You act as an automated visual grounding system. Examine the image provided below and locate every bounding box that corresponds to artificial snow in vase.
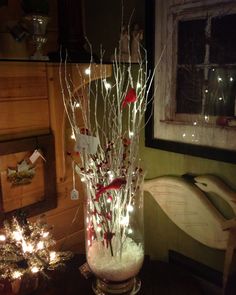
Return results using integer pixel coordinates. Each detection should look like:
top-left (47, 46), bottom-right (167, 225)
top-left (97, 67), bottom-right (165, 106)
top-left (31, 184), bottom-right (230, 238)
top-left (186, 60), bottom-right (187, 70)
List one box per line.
top-left (84, 174), bottom-right (144, 295)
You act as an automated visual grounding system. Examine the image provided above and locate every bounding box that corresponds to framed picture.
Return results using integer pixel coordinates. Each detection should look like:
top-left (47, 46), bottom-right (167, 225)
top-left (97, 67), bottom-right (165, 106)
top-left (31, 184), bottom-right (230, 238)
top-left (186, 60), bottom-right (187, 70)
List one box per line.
top-left (0, 134), bottom-right (57, 222)
top-left (145, 0), bottom-right (236, 163)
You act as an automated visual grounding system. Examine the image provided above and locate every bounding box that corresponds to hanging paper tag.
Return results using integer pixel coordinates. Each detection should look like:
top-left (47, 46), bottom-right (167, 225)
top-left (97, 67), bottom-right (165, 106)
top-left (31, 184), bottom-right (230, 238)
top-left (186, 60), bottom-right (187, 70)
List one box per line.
top-left (29, 149), bottom-right (46, 164)
top-left (71, 188), bottom-right (79, 200)
top-left (75, 134), bottom-right (99, 154)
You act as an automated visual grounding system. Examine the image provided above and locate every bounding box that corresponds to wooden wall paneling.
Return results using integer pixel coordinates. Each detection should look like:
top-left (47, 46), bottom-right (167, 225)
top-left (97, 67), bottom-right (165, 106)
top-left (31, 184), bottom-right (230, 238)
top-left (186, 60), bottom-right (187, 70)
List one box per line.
top-left (0, 62), bottom-right (50, 137)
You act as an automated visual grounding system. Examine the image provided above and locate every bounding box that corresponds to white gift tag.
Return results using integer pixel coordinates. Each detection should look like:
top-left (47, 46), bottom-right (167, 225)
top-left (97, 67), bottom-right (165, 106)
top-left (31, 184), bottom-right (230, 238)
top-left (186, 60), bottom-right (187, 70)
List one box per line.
top-left (75, 133), bottom-right (99, 154)
top-left (29, 149), bottom-right (46, 164)
top-left (71, 188), bottom-right (79, 200)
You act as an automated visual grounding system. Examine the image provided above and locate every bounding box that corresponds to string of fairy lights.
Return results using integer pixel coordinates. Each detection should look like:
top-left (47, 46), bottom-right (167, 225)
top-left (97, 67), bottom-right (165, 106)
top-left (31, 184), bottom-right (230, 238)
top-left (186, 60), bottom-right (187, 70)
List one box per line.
top-left (0, 215), bottom-right (72, 282)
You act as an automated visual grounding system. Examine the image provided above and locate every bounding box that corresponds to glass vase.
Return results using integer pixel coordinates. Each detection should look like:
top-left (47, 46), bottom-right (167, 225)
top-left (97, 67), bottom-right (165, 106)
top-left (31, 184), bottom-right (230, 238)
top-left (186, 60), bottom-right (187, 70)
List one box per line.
top-left (84, 176), bottom-right (144, 295)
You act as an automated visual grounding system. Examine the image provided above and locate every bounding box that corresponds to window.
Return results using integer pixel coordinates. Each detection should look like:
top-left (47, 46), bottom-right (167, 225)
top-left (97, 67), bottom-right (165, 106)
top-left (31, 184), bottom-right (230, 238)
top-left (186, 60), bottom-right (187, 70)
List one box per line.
top-left (146, 0), bottom-right (236, 161)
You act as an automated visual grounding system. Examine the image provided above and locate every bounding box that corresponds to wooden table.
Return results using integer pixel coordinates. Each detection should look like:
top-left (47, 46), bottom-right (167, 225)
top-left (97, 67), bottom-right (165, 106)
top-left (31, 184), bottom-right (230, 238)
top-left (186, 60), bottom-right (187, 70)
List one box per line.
top-left (29, 254), bottom-right (207, 295)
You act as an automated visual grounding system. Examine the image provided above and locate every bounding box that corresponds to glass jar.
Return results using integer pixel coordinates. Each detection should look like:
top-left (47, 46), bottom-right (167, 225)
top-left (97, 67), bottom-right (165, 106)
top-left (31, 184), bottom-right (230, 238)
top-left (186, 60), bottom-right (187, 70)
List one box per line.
top-left (84, 175), bottom-right (144, 295)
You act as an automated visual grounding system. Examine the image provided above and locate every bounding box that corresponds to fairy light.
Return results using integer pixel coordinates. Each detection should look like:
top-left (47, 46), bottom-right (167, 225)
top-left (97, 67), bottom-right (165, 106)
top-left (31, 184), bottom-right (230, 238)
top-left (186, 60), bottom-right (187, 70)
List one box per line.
top-left (103, 80), bottom-right (112, 90)
top-left (81, 176), bottom-right (86, 182)
top-left (42, 231), bottom-right (49, 238)
top-left (12, 231), bottom-right (22, 241)
top-left (0, 217), bottom-right (70, 282)
top-left (0, 235), bottom-right (6, 241)
top-left (129, 131), bottom-right (134, 137)
top-left (50, 251), bottom-right (57, 262)
top-left (182, 133), bottom-right (186, 138)
top-left (85, 67), bottom-right (91, 75)
top-left (71, 132), bottom-right (76, 140)
top-left (218, 77), bottom-right (222, 82)
top-left (137, 82), bottom-right (142, 89)
top-left (120, 216), bottom-right (129, 226)
top-left (37, 241), bottom-right (44, 250)
top-left (193, 121), bottom-right (197, 126)
top-left (218, 97), bottom-right (223, 101)
top-left (128, 228), bottom-right (133, 234)
top-left (127, 204), bottom-right (134, 212)
top-left (12, 271), bottom-right (22, 279)
top-left (31, 266), bottom-right (39, 273)
top-left (230, 77), bottom-right (234, 82)
top-left (75, 102), bottom-right (80, 108)
top-left (205, 89), bottom-right (208, 93)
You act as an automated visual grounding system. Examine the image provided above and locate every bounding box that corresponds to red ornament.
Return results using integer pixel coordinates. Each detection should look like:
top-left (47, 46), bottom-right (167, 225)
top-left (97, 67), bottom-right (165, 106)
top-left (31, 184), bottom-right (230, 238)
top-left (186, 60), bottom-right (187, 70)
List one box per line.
top-left (95, 177), bottom-right (126, 200)
top-left (122, 88), bottom-right (137, 108)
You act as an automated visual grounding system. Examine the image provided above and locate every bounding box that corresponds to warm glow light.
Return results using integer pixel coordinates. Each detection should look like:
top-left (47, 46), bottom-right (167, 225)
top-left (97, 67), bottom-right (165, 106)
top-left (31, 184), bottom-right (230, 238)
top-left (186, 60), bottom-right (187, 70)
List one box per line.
top-left (12, 231), bottom-right (22, 241)
top-left (128, 228), bottom-right (133, 234)
top-left (137, 82), bottom-right (142, 89)
top-left (182, 133), bottom-right (186, 138)
top-left (85, 68), bottom-right (91, 75)
top-left (120, 216), bottom-right (129, 226)
top-left (127, 205), bottom-right (134, 212)
top-left (37, 241), bottom-right (44, 250)
top-left (31, 266), bottom-right (39, 273)
top-left (205, 89), bottom-right (208, 93)
top-left (22, 242), bottom-right (34, 253)
top-left (12, 271), bottom-right (22, 279)
top-left (42, 231), bottom-right (49, 238)
top-left (193, 121), bottom-right (197, 126)
top-left (81, 176), bottom-right (86, 182)
top-left (0, 235), bottom-right (6, 241)
top-left (129, 131), bottom-right (134, 137)
top-left (71, 133), bottom-right (76, 140)
top-left (75, 102), bottom-right (80, 108)
top-left (50, 251), bottom-right (56, 262)
top-left (103, 80), bottom-right (112, 90)
top-left (218, 97), bottom-right (223, 101)
top-left (230, 77), bottom-right (234, 82)
top-left (218, 77), bottom-right (222, 82)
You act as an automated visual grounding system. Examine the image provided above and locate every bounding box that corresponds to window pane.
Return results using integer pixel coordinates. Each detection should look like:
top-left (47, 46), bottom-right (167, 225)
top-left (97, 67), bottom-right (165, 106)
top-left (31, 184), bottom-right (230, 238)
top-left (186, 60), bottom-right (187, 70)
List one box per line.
top-left (178, 19), bottom-right (206, 64)
top-left (176, 67), bottom-right (203, 114)
top-left (210, 14), bottom-right (236, 63)
top-left (204, 67), bottom-right (236, 116)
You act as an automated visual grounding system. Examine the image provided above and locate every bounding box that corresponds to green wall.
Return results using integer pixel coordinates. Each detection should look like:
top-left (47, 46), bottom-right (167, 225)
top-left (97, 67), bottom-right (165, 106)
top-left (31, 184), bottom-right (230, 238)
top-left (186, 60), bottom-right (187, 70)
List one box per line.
top-left (140, 130), bottom-right (236, 271)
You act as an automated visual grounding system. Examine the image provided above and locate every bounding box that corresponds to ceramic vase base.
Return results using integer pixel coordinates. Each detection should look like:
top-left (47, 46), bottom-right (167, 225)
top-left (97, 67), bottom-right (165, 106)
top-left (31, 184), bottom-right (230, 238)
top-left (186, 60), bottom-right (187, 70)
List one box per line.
top-left (92, 277), bottom-right (141, 295)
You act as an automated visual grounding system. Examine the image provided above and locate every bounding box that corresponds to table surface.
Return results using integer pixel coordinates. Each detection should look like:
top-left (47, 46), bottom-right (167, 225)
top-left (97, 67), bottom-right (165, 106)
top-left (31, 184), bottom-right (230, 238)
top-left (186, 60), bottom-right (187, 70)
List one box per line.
top-left (29, 254), bottom-right (207, 295)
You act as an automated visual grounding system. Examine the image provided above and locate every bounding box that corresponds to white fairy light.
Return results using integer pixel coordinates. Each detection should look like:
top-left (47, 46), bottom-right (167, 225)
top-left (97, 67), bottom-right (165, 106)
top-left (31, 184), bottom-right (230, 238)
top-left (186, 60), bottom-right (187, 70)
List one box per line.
top-left (12, 231), bottom-right (22, 241)
top-left (129, 131), bottom-right (134, 137)
top-left (192, 134), bottom-right (195, 137)
top-left (50, 251), bottom-right (57, 262)
top-left (42, 231), bottom-right (49, 238)
top-left (0, 234), bottom-right (6, 241)
top-left (193, 121), bottom-right (197, 126)
top-left (182, 133), bottom-right (186, 138)
top-left (205, 89), bottom-right (208, 93)
top-left (12, 271), bottom-right (22, 279)
top-left (218, 77), bottom-right (222, 82)
top-left (81, 176), bottom-right (86, 182)
top-left (127, 204), bottom-right (134, 212)
top-left (71, 132), bottom-right (76, 140)
top-left (218, 97), bottom-right (223, 101)
top-left (75, 102), bottom-right (80, 108)
top-left (103, 80), bottom-right (112, 90)
top-left (128, 228), bottom-right (133, 234)
top-left (31, 266), bottom-right (39, 273)
top-left (137, 82), bottom-right (142, 89)
top-left (85, 67), bottom-right (91, 75)
top-left (120, 216), bottom-right (129, 226)
top-left (37, 241), bottom-right (44, 250)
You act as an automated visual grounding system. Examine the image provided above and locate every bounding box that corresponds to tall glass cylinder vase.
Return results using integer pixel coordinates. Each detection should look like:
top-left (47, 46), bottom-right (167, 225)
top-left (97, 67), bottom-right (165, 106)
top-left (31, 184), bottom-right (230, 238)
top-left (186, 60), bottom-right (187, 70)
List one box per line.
top-left (84, 175), bottom-right (144, 295)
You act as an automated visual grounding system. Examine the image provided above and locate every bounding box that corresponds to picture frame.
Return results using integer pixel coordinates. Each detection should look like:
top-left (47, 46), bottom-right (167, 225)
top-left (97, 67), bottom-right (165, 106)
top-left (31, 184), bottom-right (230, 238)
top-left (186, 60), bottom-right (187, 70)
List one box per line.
top-left (0, 133), bottom-right (57, 222)
top-left (145, 0), bottom-right (236, 164)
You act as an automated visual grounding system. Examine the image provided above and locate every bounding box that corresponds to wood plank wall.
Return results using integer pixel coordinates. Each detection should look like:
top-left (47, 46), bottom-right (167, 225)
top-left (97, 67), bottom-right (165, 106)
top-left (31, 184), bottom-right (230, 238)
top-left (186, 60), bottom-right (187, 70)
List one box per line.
top-left (0, 61), bottom-right (112, 253)
top-left (0, 61), bottom-right (84, 253)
